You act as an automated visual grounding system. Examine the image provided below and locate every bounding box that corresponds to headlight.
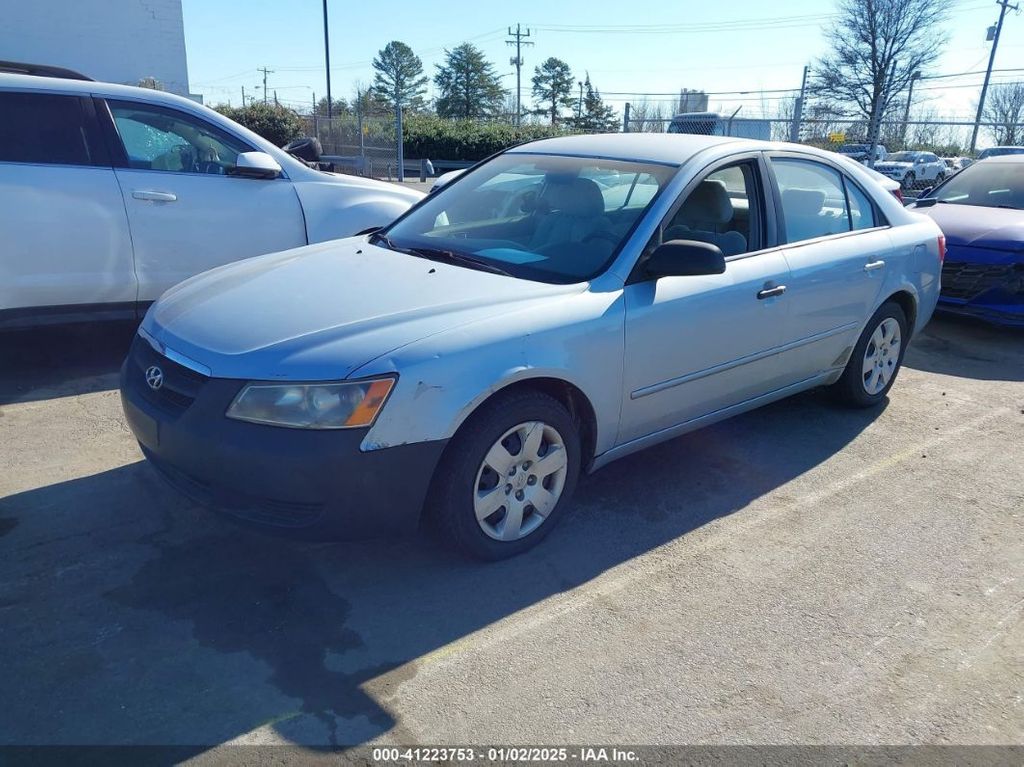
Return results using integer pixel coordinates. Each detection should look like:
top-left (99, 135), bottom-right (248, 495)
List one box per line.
top-left (226, 377), bottom-right (395, 429)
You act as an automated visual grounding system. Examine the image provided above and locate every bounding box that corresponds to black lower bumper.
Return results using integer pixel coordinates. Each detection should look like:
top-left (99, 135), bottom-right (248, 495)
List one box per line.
top-left (119, 348), bottom-right (446, 538)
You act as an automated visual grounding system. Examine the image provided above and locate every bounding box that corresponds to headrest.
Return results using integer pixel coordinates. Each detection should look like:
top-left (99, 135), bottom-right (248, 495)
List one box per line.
top-left (679, 180), bottom-right (733, 225)
top-left (782, 188), bottom-right (826, 216)
top-left (543, 177), bottom-right (605, 217)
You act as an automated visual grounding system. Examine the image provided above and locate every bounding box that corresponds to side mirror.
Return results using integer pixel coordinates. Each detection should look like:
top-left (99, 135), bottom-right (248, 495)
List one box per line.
top-left (645, 240), bottom-right (726, 279)
top-left (231, 151), bottom-right (282, 179)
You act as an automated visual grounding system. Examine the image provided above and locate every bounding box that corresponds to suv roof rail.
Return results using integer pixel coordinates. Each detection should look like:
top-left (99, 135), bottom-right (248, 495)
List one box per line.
top-left (0, 61), bottom-right (93, 81)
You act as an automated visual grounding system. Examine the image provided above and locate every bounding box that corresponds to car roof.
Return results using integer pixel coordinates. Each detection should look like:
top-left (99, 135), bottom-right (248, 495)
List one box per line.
top-left (978, 154), bottom-right (1024, 163)
top-left (508, 133), bottom-right (745, 165)
top-left (0, 71), bottom-right (207, 111)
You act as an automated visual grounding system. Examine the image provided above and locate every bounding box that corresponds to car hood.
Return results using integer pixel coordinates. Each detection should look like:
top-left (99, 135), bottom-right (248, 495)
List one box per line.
top-left (144, 238), bottom-right (583, 380)
top-left (875, 161), bottom-right (912, 170)
top-left (919, 203), bottom-right (1024, 253)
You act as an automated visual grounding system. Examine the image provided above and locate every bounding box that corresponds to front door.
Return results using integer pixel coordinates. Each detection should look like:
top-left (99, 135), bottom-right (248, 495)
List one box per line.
top-left (104, 99), bottom-right (307, 302)
top-left (619, 158), bottom-right (791, 445)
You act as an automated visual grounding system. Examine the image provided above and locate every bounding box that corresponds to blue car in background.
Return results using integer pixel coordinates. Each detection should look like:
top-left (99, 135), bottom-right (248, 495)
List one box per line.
top-left (912, 155), bottom-right (1024, 326)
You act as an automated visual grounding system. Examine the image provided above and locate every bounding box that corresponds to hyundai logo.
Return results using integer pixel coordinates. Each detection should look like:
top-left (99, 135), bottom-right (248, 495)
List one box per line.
top-left (145, 366), bottom-right (164, 391)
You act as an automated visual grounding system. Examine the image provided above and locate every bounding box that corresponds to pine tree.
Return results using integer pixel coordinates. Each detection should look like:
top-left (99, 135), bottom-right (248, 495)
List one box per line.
top-left (371, 41), bottom-right (429, 112)
top-left (434, 43), bottom-right (506, 119)
top-left (576, 74), bottom-right (618, 132)
top-left (531, 57), bottom-right (575, 125)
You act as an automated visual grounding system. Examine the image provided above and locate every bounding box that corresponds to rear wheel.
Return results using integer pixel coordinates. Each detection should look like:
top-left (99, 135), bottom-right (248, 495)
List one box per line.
top-left (429, 390), bottom-right (581, 560)
top-left (831, 301), bottom-right (908, 408)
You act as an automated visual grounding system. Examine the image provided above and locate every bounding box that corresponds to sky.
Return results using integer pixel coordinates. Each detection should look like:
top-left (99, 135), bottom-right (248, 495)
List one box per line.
top-left (181, 0), bottom-right (1024, 123)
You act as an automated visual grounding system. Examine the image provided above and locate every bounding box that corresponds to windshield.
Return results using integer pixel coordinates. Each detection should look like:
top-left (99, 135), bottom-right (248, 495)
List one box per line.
top-left (885, 152), bottom-right (917, 162)
top-left (381, 153), bottom-right (676, 284)
top-left (932, 161), bottom-right (1023, 209)
top-left (840, 145), bottom-right (868, 153)
top-left (978, 147), bottom-right (1024, 159)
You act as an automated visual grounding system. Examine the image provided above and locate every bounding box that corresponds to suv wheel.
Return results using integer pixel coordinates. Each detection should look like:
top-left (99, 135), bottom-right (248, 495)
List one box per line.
top-left (429, 389), bottom-right (581, 560)
top-left (902, 171), bottom-right (916, 191)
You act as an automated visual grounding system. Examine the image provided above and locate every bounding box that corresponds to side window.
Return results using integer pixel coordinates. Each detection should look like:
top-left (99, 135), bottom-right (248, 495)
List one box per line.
top-left (771, 158), bottom-right (851, 243)
top-left (662, 162), bottom-right (761, 257)
top-left (0, 92), bottom-right (104, 166)
top-left (107, 101), bottom-right (249, 175)
top-left (845, 179), bottom-right (877, 230)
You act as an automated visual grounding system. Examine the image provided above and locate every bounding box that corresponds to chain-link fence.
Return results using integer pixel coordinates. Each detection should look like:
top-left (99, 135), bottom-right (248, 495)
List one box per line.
top-left (298, 109), bottom-right (402, 179)
top-left (621, 110), bottom-right (1010, 193)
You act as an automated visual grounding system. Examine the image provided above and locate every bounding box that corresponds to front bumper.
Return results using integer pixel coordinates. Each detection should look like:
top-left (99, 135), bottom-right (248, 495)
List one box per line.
top-left (120, 336), bottom-right (447, 537)
top-left (939, 259), bottom-right (1024, 327)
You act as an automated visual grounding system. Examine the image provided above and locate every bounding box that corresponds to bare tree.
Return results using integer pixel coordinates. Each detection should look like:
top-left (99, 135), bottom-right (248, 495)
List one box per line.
top-left (627, 99), bottom-right (667, 133)
top-left (811, 0), bottom-right (947, 131)
top-left (983, 81), bottom-right (1024, 146)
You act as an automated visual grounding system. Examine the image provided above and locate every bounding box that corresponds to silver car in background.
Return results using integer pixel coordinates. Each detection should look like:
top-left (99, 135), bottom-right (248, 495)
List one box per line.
top-left (121, 134), bottom-right (943, 560)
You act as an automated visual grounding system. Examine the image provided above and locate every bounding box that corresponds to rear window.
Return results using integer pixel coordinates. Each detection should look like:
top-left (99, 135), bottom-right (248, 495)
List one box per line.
top-left (0, 92), bottom-right (104, 166)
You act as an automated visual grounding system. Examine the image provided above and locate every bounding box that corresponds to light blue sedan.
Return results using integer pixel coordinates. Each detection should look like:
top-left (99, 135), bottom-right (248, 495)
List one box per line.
top-left (121, 134), bottom-right (943, 559)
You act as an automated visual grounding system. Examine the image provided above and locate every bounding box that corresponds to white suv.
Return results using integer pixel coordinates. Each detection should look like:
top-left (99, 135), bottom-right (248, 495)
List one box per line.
top-left (872, 151), bottom-right (946, 190)
top-left (0, 66), bottom-right (422, 329)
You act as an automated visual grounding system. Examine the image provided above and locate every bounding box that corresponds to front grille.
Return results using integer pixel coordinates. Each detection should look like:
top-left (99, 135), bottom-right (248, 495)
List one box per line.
top-left (127, 335), bottom-right (209, 415)
top-left (941, 260), bottom-right (1023, 302)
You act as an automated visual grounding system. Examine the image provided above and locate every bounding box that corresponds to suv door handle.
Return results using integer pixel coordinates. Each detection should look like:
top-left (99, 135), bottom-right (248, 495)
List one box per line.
top-left (132, 190), bottom-right (177, 202)
top-left (864, 260), bottom-right (886, 272)
top-left (757, 284), bottom-right (787, 299)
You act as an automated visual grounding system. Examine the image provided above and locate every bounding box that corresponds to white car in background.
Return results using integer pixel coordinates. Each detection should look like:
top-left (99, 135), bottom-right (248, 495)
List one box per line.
top-left (0, 64), bottom-right (422, 329)
top-left (873, 151), bottom-right (947, 190)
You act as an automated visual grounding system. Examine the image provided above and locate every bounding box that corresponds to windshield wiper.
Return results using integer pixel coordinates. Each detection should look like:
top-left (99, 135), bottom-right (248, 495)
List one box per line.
top-left (406, 246), bottom-right (513, 276)
top-left (370, 233), bottom-right (512, 276)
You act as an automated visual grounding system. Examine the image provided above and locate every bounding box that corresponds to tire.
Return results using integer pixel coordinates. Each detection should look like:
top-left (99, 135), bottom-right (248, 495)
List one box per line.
top-left (831, 300), bottom-right (909, 408)
top-left (902, 171), bottom-right (916, 191)
top-left (428, 389), bottom-right (582, 560)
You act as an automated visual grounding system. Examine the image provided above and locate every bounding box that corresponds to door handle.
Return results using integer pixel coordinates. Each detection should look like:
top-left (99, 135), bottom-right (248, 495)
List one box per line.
top-left (757, 284), bottom-right (787, 299)
top-left (132, 190), bottom-right (177, 202)
top-left (864, 260), bottom-right (886, 272)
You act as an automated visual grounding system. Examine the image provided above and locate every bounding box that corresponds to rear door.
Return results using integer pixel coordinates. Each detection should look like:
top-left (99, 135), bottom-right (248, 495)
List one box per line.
top-left (766, 154), bottom-right (891, 383)
top-left (101, 99), bottom-right (307, 302)
top-left (0, 90), bottom-right (135, 322)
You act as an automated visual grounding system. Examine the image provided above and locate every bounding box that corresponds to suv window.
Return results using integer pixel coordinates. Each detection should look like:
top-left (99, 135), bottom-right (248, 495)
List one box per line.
top-left (771, 158), bottom-right (856, 243)
top-left (0, 92), bottom-right (104, 166)
top-left (108, 101), bottom-right (250, 174)
top-left (661, 162), bottom-right (761, 257)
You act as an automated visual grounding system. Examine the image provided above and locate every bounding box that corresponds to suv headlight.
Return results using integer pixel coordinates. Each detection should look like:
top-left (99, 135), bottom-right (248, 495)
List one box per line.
top-left (226, 377), bottom-right (395, 429)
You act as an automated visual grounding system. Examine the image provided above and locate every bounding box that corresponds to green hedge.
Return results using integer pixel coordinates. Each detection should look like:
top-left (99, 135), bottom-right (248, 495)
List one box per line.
top-left (403, 115), bottom-right (573, 161)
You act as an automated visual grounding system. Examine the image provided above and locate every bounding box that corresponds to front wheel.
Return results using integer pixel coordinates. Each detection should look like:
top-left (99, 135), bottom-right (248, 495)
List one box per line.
top-left (831, 301), bottom-right (908, 408)
top-left (902, 171), bottom-right (916, 191)
top-left (428, 389), bottom-right (581, 560)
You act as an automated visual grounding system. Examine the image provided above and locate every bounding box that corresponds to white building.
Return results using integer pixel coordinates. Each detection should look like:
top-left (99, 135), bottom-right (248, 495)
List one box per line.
top-left (2, 0), bottom-right (199, 100)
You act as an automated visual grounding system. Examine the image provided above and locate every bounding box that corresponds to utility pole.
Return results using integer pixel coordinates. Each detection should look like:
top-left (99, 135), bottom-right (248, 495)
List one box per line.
top-left (970, 0), bottom-right (1018, 152)
top-left (258, 67), bottom-right (274, 104)
top-left (506, 24), bottom-right (533, 126)
top-left (577, 80), bottom-right (584, 122)
top-left (241, 85), bottom-right (246, 107)
top-left (789, 65), bottom-right (809, 143)
top-left (322, 0), bottom-right (333, 119)
top-left (901, 71), bottom-right (921, 148)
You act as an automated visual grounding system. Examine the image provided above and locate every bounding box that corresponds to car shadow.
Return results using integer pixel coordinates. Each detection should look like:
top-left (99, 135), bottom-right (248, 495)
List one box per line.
top-left (0, 388), bottom-right (885, 750)
top-left (904, 313), bottom-right (1024, 382)
top-left (0, 322), bottom-right (138, 406)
